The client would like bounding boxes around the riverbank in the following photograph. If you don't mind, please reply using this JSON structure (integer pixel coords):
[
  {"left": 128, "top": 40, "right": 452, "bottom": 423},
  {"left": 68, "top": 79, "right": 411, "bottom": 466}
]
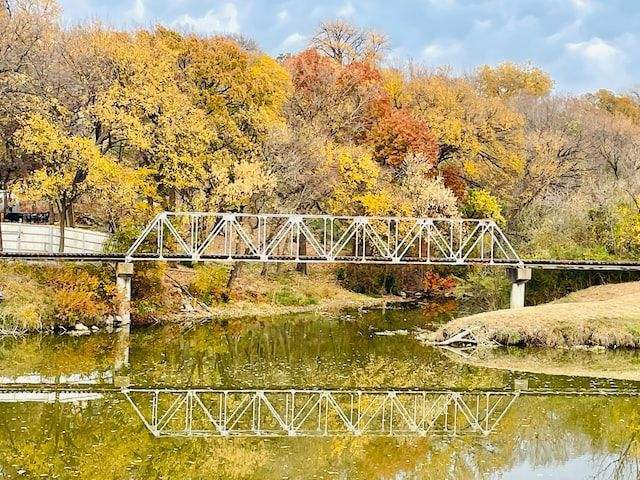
[
  {"left": 163, "top": 264, "right": 404, "bottom": 323},
  {"left": 0, "top": 261, "right": 404, "bottom": 334},
  {"left": 429, "top": 281, "right": 640, "bottom": 348}
]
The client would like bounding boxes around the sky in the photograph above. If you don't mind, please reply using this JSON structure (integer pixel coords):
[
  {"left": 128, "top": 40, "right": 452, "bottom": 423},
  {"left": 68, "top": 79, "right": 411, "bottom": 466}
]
[{"left": 57, "top": 0, "right": 640, "bottom": 94}]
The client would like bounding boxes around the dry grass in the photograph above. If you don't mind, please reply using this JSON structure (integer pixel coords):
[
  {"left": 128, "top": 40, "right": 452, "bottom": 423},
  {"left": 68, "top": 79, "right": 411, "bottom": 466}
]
[
  {"left": 431, "top": 281, "right": 640, "bottom": 348},
  {"left": 167, "top": 263, "right": 400, "bottom": 321}
]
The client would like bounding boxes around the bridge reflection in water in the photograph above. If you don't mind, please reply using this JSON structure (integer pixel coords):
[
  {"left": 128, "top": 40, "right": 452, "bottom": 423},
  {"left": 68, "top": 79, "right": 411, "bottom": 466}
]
[
  {"left": 124, "top": 389, "right": 519, "bottom": 438},
  {"left": 4, "top": 385, "right": 640, "bottom": 439}
]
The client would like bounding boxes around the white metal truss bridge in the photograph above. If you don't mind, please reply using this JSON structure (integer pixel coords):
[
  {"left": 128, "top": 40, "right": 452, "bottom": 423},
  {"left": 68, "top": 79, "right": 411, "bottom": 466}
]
[
  {"left": 122, "top": 388, "right": 520, "bottom": 438},
  {"left": 125, "top": 212, "right": 522, "bottom": 266}
]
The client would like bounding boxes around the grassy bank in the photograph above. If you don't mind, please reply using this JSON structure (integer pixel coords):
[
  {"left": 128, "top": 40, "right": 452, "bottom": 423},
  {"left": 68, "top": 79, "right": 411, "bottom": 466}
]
[
  {"left": 162, "top": 263, "right": 401, "bottom": 323},
  {"left": 430, "top": 282, "right": 640, "bottom": 348},
  {"left": 0, "top": 262, "right": 401, "bottom": 333}
]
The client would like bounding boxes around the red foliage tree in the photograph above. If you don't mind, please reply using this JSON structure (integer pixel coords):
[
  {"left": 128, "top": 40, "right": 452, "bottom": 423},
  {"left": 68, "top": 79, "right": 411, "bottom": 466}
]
[{"left": 368, "top": 106, "right": 438, "bottom": 167}]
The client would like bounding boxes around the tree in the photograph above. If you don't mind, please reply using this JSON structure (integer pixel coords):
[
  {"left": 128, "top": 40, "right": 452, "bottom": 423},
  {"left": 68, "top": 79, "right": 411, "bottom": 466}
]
[
  {"left": 326, "top": 145, "right": 392, "bottom": 216},
  {"left": 13, "top": 114, "right": 145, "bottom": 251},
  {"left": 0, "top": 0, "right": 59, "bottom": 249},
  {"left": 589, "top": 89, "right": 640, "bottom": 125},
  {"left": 368, "top": 106, "right": 438, "bottom": 167},
  {"left": 405, "top": 72, "right": 525, "bottom": 198},
  {"left": 284, "top": 48, "right": 384, "bottom": 143},
  {"left": 93, "top": 29, "right": 289, "bottom": 214},
  {"left": 476, "top": 62, "right": 553, "bottom": 99},
  {"left": 311, "top": 20, "right": 387, "bottom": 65}
]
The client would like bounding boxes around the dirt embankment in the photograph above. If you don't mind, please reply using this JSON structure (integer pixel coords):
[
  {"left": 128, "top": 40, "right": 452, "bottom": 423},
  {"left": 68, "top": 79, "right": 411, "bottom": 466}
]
[{"left": 429, "top": 282, "right": 640, "bottom": 349}]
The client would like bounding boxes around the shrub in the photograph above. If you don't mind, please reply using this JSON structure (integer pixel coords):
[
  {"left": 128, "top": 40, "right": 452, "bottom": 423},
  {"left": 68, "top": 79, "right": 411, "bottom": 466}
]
[
  {"left": 0, "top": 263, "right": 116, "bottom": 330},
  {"left": 189, "top": 264, "right": 230, "bottom": 305},
  {"left": 131, "top": 262, "right": 177, "bottom": 324},
  {"left": 272, "top": 286, "right": 318, "bottom": 306}
]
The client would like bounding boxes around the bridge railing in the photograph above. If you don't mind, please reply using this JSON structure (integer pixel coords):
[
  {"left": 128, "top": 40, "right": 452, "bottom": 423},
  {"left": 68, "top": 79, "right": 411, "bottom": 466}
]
[
  {"left": 0, "top": 223, "right": 108, "bottom": 254},
  {"left": 126, "top": 212, "right": 522, "bottom": 266}
]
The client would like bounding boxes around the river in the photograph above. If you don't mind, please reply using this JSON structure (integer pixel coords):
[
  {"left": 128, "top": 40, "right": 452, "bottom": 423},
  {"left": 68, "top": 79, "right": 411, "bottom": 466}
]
[{"left": 1, "top": 306, "right": 639, "bottom": 479}]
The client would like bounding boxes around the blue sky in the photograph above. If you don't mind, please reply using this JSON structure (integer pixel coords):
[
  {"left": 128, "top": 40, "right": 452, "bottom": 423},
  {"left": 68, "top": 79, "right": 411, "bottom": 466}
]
[{"left": 58, "top": 0, "right": 640, "bottom": 94}]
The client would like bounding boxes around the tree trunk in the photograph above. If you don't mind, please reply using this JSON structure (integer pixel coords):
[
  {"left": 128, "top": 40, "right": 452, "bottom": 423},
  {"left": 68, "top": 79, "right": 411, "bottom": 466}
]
[
  {"left": 67, "top": 203, "right": 75, "bottom": 227},
  {"left": 226, "top": 262, "right": 243, "bottom": 289},
  {"left": 296, "top": 236, "right": 308, "bottom": 275},
  {"left": 58, "top": 202, "right": 66, "bottom": 253}
]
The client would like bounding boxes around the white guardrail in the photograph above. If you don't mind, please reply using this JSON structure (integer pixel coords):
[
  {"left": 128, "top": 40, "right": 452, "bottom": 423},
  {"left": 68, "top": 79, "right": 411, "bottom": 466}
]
[{"left": 0, "top": 223, "right": 108, "bottom": 254}]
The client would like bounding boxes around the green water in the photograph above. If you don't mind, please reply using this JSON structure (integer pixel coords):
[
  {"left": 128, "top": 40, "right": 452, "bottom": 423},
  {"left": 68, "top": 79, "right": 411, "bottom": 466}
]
[{"left": 1, "top": 306, "right": 640, "bottom": 479}]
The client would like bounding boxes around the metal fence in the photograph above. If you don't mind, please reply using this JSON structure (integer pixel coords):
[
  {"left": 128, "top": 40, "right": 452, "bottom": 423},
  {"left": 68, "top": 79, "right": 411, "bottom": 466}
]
[{"left": 0, "top": 223, "right": 108, "bottom": 254}]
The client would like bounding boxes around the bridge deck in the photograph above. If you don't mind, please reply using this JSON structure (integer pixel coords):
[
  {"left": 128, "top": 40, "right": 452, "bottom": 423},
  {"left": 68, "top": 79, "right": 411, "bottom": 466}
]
[{"left": 1, "top": 251, "right": 639, "bottom": 270}]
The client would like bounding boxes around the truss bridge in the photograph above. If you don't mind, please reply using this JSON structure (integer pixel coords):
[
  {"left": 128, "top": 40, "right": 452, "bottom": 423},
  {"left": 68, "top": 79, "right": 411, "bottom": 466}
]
[{"left": 125, "top": 212, "right": 521, "bottom": 266}]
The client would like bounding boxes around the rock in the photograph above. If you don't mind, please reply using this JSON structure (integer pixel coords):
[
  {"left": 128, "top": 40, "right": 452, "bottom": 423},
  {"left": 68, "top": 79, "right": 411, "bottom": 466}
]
[
  {"left": 104, "top": 315, "right": 114, "bottom": 326},
  {"left": 399, "top": 291, "right": 407, "bottom": 298},
  {"left": 91, "top": 325, "right": 99, "bottom": 332},
  {"left": 374, "top": 329, "right": 409, "bottom": 336},
  {"left": 75, "top": 323, "right": 89, "bottom": 332},
  {"left": 68, "top": 330, "right": 90, "bottom": 337}
]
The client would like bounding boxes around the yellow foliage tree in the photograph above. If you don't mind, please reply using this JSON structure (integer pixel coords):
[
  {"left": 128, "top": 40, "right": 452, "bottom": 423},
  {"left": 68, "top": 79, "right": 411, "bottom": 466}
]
[
  {"left": 476, "top": 62, "right": 553, "bottom": 99},
  {"left": 405, "top": 73, "right": 525, "bottom": 198},
  {"left": 326, "top": 146, "right": 392, "bottom": 216},
  {"left": 13, "top": 114, "right": 147, "bottom": 250}
]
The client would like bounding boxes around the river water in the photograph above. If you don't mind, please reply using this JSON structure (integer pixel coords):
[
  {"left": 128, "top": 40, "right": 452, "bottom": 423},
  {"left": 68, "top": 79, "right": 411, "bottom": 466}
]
[{"left": 1, "top": 306, "right": 640, "bottom": 479}]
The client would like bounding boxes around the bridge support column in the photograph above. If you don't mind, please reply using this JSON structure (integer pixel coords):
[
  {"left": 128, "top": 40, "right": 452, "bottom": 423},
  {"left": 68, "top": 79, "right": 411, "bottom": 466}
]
[
  {"left": 506, "top": 267, "right": 531, "bottom": 309},
  {"left": 116, "top": 262, "right": 134, "bottom": 325}
]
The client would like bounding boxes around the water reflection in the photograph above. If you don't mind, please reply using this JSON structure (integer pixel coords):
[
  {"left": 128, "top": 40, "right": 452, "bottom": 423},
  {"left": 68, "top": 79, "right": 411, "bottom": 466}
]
[{"left": 2, "top": 308, "right": 640, "bottom": 479}]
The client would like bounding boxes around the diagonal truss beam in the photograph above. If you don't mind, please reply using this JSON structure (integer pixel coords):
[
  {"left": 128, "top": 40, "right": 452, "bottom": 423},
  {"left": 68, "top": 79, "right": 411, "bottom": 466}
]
[{"left": 125, "top": 212, "right": 522, "bottom": 266}]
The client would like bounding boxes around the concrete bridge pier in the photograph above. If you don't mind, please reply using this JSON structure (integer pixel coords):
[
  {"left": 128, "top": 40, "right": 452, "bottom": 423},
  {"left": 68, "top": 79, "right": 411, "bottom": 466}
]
[
  {"left": 116, "top": 262, "right": 134, "bottom": 325},
  {"left": 507, "top": 267, "right": 532, "bottom": 309}
]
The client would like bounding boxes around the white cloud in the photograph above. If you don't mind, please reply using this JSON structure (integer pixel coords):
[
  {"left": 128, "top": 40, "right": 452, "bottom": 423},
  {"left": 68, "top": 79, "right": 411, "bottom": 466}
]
[
  {"left": 277, "top": 9, "right": 288, "bottom": 21},
  {"left": 565, "top": 37, "right": 622, "bottom": 71},
  {"left": 337, "top": 2, "right": 355, "bottom": 18},
  {"left": 281, "top": 32, "right": 306, "bottom": 49},
  {"left": 128, "top": 0, "right": 144, "bottom": 21},
  {"left": 172, "top": 3, "right": 239, "bottom": 34},
  {"left": 474, "top": 18, "right": 492, "bottom": 30},
  {"left": 422, "top": 40, "right": 462, "bottom": 61},
  {"left": 570, "top": 0, "right": 591, "bottom": 10}
]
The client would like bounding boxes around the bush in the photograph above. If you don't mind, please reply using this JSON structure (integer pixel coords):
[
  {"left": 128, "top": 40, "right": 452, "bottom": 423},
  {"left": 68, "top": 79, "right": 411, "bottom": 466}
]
[
  {"left": 337, "top": 264, "right": 457, "bottom": 297},
  {"left": 0, "top": 263, "right": 116, "bottom": 330},
  {"left": 272, "top": 286, "right": 318, "bottom": 306},
  {"left": 455, "top": 267, "right": 510, "bottom": 311},
  {"left": 189, "top": 264, "right": 230, "bottom": 305},
  {"left": 131, "top": 262, "right": 178, "bottom": 324}
]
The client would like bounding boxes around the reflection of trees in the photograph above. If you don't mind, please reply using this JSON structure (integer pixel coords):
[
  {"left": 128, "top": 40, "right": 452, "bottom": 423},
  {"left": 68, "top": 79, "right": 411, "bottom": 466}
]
[
  {"left": 0, "top": 334, "right": 120, "bottom": 377},
  {"left": 128, "top": 309, "right": 511, "bottom": 389},
  {"left": 2, "top": 393, "right": 640, "bottom": 479}
]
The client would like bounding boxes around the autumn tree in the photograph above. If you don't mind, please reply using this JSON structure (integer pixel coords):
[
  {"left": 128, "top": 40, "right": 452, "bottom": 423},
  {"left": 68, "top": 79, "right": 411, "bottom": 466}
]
[
  {"left": 589, "top": 89, "right": 640, "bottom": 125},
  {"left": 368, "top": 106, "right": 438, "bottom": 167},
  {"left": 13, "top": 114, "right": 145, "bottom": 250},
  {"left": 0, "top": 0, "right": 59, "bottom": 248},
  {"left": 476, "top": 62, "right": 553, "bottom": 99},
  {"left": 311, "top": 20, "right": 387, "bottom": 65},
  {"left": 404, "top": 71, "right": 525, "bottom": 198},
  {"left": 284, "top": 48, "right": 384, "bottom": 143}
]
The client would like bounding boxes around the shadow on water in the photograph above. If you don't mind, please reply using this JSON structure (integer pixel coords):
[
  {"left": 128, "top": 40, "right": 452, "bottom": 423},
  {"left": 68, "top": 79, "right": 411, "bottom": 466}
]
[{"left": 1, "top": 307, "right": 640, "bottom": 478}]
